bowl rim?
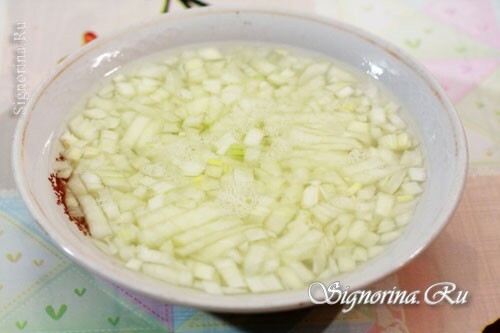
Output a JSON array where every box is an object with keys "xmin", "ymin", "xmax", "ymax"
[{"xmin": 12, "ymin": 6, "xmax": 468, "ymax": 313}]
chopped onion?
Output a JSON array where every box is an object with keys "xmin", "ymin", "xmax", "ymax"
[{"xmin": 54, "ymin": 44, "xmax": 425, "ymax": 295}]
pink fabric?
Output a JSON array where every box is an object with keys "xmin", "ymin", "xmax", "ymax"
[
  {"xmin": 423, "ymin": 58, "xmax": 500, "ymax": 102},
  {"xmin": 425, "ymin": 0, "xmax": 500, "ymax": 49}
]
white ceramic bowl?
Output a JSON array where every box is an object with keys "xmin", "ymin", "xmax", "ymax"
[{"xmin": 13, "ymin": 7, "xmax": 467, "ymax": 313}]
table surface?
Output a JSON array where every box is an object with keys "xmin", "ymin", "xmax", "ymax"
[{"xmin": 1, "ymin": 0, "xmax": 499, "ymax": 332}]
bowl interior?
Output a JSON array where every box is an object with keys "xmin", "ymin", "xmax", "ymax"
[{"xmin": 14, "ymin": 7, "xmax": 467, "ymax": 312}]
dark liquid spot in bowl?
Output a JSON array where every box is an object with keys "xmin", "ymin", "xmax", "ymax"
[{"xmin": 49, "ymin": 155, "xmax": 90, "ymax": 236}]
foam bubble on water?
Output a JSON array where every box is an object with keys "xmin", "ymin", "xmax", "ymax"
[
  {"xmin": 348, "ymin": 149, "xmax": 368, "ymax": 164},
  {"xmin": 216, "ymin": 181, "xmax": 258, "ymax": 218},
  {"xmin": 264, "ymin": 137, "xmax": 291, "ymax": 160}
]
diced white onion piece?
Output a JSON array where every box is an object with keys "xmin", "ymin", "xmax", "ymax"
[
  {"xmin": 80, "ymin": 171, "xmax": 103, "ymax": 191},
  {"xmin": 375, "ymin": 193, "xmax": 395, "ymax": 217},
  {"xmin": 65, "ymin": 147, "xmax": 83, "ymax": 161},
  {"xmin": 60, "ymin": 130, "xmax": 79, "ymax": 148},
  {"xmin": 137, "ymin": 246, "xmax": 173, "ymax": 266},
  {"xmin": 56, "ymin": 167, "xmax": 73, "ymax": 179},
  {"xmin": 66, "ymin": 175, "xmax": 88, "ymax": 196},
  {"xmin": 264, "ymin": 206, "xmax": 297, "ymax": 235},
  {"xmin": 142, "ymin": 263, "xmax": 193, "ymax": 286},
  {"xmin": 244, "ymin": 228, "xmax": 271, "ymax": 242},
  {"xmin": 200, "ymin": 280, "xmax": 223, "ymax": 294},
  {"xmin": 172, "ymin": 204, "xmax": 228, "ymax": 230},
  {"xmin": 281, "ymin": 229, "xmax": 323, "ymax": 259},
  {"xmin": 252, "ymin": 59, "xmax": 276, "ymax": 75},
  {"xmin": 379, "ymin": 230, "xmax": 402, "ymax": 244},
  {"xmin": 377, "ymin": 218, "xmax": 396, "ymax": 234},
  {"xmin": 151, "ymin": 181, "xmax": 175, "ymax": 194},
  {"xmin": 347, "ymin": 121, "xmax": 369, "ymax": 133},
  {"xmin": 77, "ymin": 194, "xmax": 112, "ymax": 239},
  {"xmin": 96, "ymin": 188, "xmax": 120, "ymax": 220},
  {"xmin": 348, "ymin": 220, "xmax": 368, "ymax": 243},
  {"xmin": 175, "ymin": 223, "xmax": 242, "ymax": 257},
  {"xmin": 174, "ymin": 217, "xmax": 239, "ymax": 245},
  {"xmin": 337, "ymin": 256, "xmax": 356, "ymax": 273},
  {"xmin": 227, "ymin": 250, "xmax": 243, "ymax": 265},
  {"xmin": 401, "ymin": 150, "xmax": 423, "ymax": 166},
  {"xmin": 147, "ymin": 194, "xmax": 164, "ymax": 211},
  {"xmin": 137, "ymin": 205, "xmax": 184, "ymax": 228},
  {"xmin": 114, "ymin": 224, "xmax": 138, "ymax": 243},
  {"xmin": 64, "ymin": 190, "xmax": 79, "ymax": 210},
  {"xmin": 125, "ymin": 258, "xmax": 142, "ymax": 271},
  {"xmin": 358, "ymin": 232, "xmax": 379, "ymax": 248},
  {"xmin": 317, "ymin": 257, "xmax": 340, "ymax": 281},
  {"xmin": 193, "ymin": 261, "xmax": 217, "ymax": 280},
  {"xmin": 243, "ymin": 244, "xmax": 268, "ymax": 275},
  {"xmin": 395, "ymin": 212, "xmax": 413, "ymax": 227},
  {"xmin": 301, "ymin": 185, "xmax": 319, "ymax": 208},
  {"xmin": 246, "ymin": 274, "xmax": 283, "ymax": 293},
  {"xmin": 180, "ymin": 161, "xmax": 205, "ymax": 177},
  {"xmin": 370, "ymin": 107, "xmax": 386, "ymax": 126},
  {"xmin": 277, "ymin": 267, "xmax": 304, "ymax": 289},
  {"xmin": 368, "ymin": 245, "xmax": 386, "ymax": 258},
  {"xmin": 198, "ymin": 47, "xmax": 223, "ymax": 60},
  {"xmin": 408, "ymin": 167, "xmax": 426, "ymax": 182},
  {"xmin": 388, "ymin": 114, "xmax": 406, "ymax": 129},
  {"xmin": 286, "ymin": 261, "xmax": 314, "ymax": 283},
  {"xmin": 136, "ymin": 122, "xmax": 163, "ymax": 148},
  {"xmin": 214, "ymin": 259, "xmax": 246, "ymax": 288},
  {"xmin": 352, "ymin": 246, "xmax": 368, "ymax": 262},
  {"xmin": 261, "ymin": 257, "xmax": 280, "ymax": 274},
  {"xmin": 214, "ymin": 133, "xmax": 237, "ymax": 155},
  {"xmin": 244, "ymin": 128, "xmax": 264, "ymax": 147},
  {"xmin": 69, "ymin": 116, "xmax": 98, "ymax": 141},
  {"xmin": 379, "ymin": 170, "xmax": 406, "ymax": 194},
  {"xmin": 203, "ymin": 79, "xmax": 222, "ymax": 93},
  {"xmin": 401, "ymin": 182, "xmax": 424, "ymax": 195},
  {"xmin": 116, "ymin": 82, "xmax": 136, "ymax": 97},
  {"xmin": 193, "ymin": 232, "xmax": 246, "ymax": 262},
  {"xmin": 121, "ymin": 115, "xmax": 150, "ymax": 147}
]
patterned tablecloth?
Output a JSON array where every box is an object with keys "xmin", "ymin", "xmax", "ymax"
[{"xmin": 1, "ymin": 0, "xmax": 499, "ymax": 332}]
